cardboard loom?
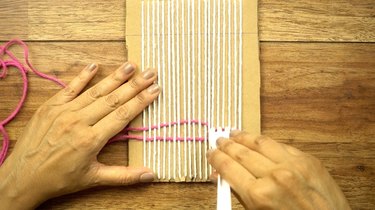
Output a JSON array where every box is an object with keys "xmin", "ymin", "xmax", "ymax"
[{"xmin": 125, "ymin": 0, "xmax": 260, "ymax": 182}]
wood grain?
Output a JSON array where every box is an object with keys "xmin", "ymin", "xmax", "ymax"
[
  {"xmin": 0, "ymin": 0, "xmax": 374, "ymax": 42},
  {"xmin": 259, "ymin": 0, "xmax": 375, "ymax": 42},
  {"xmin": 1, "ymin": 42, "xmax": 374, "ymax": 209}
]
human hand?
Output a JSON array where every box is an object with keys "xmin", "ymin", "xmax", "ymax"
[
  {"xmin": 207, "ymin": 132, "xmax": 351, "ymax": 210},
  {"xmin": 0, "ymin": 62, "xmax": 160, "ymax": 209}
]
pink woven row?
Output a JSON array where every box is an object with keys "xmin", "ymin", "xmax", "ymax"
[
  {"xmin": 109, "ymin": 134, "xmax": 207, "ymax": 144},
  {"xmin": 124, "ymin": 119, "xmax": 208, "ymax": 131}
]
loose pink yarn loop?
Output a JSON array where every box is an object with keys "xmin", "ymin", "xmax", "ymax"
[{"xmin": 0, "ymin": 39, "xmax": 66, "ymax": 165}]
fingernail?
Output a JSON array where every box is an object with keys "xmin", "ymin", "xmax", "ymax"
[
  {"xmin": 143, "ymin": 69, "xmax": 155, "ymax": 79},
  {"xmin": 140, "ymin": 172, "xmax": 155, "ymax": 183},
  {"xmin": 230, "ymin": 129, "xmax": 241, "ymax": 137},
  {"xmin": 148, "ymin": 84, "xmax": 160, "ymax": 94},
  {"xmin": 123, "ymin": 63, "xmax": 135, "ymax": 74},
  {"xmin": 87, "ymin": 63, "xmax": 97, "ymax": 72}
]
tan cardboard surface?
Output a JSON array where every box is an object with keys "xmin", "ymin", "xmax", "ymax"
[{"xmin": 126, "ymin": 0, "xmax": 260, "ymax": 182}]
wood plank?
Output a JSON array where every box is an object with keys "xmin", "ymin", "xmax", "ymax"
[
  {"xmin": 261, "ymin": 42, "xmax": 375, "ymax": 143},
  {"xmin": 1, "ymin": 41, "xmax": 374, "ymax": 209},
  {"xmin": 259, "ymin": 0, "xmax": 375, "ymax": 42},
  {"xmin": 0, "ymin": 0, "xmax": 374, "ymax": 42},
  {"xmin": 0, "ymin": 0, "xmax": 28, "ymax": 40},
  {"xmin": 0, "ymin": 0, "xmax": 125, "ymax": 41}
]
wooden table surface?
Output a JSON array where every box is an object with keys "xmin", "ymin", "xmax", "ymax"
[{"xmin": 0, "ymin": 0, "xmax": 374, "ymax": 209}]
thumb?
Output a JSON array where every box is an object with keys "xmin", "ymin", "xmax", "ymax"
[{"xmin": 94, "ymin": 164, "xmax": 155, "ymax": 186}]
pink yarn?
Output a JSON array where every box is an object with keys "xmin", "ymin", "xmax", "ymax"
[
  {"xmin": 109, "ymin": 120, "xmax": 210, "ymax": 144},
  {"xmin": 0, "ymin": 39, "xmax": 66, "ymax": 165},
  {"xmin": 124, "ymin": 119, "xmax": 208, "ymax": 131}
]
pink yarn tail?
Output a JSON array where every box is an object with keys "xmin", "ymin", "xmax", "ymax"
[{"xmin": 0, "ymin": 39, "xmax": 66, "ymax": 165}]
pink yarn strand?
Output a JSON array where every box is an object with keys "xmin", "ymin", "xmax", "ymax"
[{"xmin": 0, "ymin": 39, "xmax": 66, "ymax": 165}]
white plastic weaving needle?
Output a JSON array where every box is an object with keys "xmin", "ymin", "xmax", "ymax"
[{"xmin": 209, "ymin": 128, "xmax": 232, "ymax": 210}]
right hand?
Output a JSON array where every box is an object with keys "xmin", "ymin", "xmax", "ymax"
[{"xmin": 207, "ymin": 131, "xmax": 351, "ymax": 210}]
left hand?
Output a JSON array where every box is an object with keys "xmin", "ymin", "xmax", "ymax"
[{"xmin": 0, "ymin": 62, "xmax": 160, "ymax": 209}]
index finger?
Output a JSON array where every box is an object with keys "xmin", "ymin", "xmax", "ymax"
[{"xmin": 230, "ymin": 132, "xmax": 292, "ymax": 163}]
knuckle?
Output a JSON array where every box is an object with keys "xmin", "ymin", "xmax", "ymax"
[
  {"xmin": 135, "ymin": 93, "xmax": 146, "ymax": 105},
  {"xmin": 70, "ymin": 130, "xmax": 98, "ymax": 150},
  {"xmin": 78, "ymin": 70, "xmax": 87, "ymax": 81},
  {"xmin": 78, "ymin": 133, "xmax": 97, "ymax": 148},
  {"xmin": 77, "ymin": 72, "xmax": 86, "ymax": 82},
  {"xmin": 104, "ymin": 94, "xmax": 120, "ymax": 108},
  {"xmin": 115, "ymin": 106, "xmax": 132, "ymax": 121},
  {"xmin": 249, "ymin": 187, "xmax": 272, "ymax": 208},
  {"xmin": 88, "ymin": 86, "xmax": 101, "ymax": 99},
  {"xmin": 270, "ymin": 169, "xmax": 295, "ymax": 183},
  {"xmin": 56, "ymin": 113, "xmax": 81, "ymax": 130},
  {"xmin": 216, "ymin": 158, "xmax": 233, "ymax": 175},
  {"xmin": 130, "ymin": 78, "xmax": 139, "ymax": 89},
  {"xmin": 233, "ymin": 147, "xmax": 251, "ymax": 163},
  {"xmin": 219, "ymin": 140, "xmax": 234, "ymax": 153},
  {"xmin": 111, "ymin": 71, "xmax": 125, "ymax": 82},
  {"xmin": 296, "ymin": 155, "xmax": 324, "ymax": 179},
  {"xmin": 254, "ymin": 135, "xmax": 271, "ymax": 147},
  {"xmin": 232, "ymin": 131, "xmax": 251, "ymax": 143},
  {"xmin": 63, "ymin": 86, "xmax": 76, "ymax": 97},
  {"xmin": 119, "ymin": 174, "xmax": 137, "ymax": 185}
]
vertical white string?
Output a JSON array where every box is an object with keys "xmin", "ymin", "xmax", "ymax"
[
  {"xmin": 157, "ymin": 0, "xmax": 161, "ymax": 180},
  {"xmin": 216, "ymin": 0, "xmax": 220, "ymax": 129},
  {"xmin": 234, "ymin": 0, "xmax": 237, "ymax": 129},
  {"xmin": 227, "ymin": 0, "xmax": 232, "ymax": 129},
  {"xmin": 187, "ymin": 0, "xmax": 192, "ymax": 179},
  {"xmin": 239, "ymin": 0, "xmax": 243, "ymax": 130},
  {"xmin": 212, "ymin": 0, "xmax": 216, "ymax": 129},
  {"xmin": 176, "ymin": 0, "xmax": 182, "ymax": 179},
  {"xmin": 152, "ymin": 0, "xmax": 157, "ymax": 174},
  {"xmin": 222, "ymin": 0, "xmax": 226, "ymax": 128},
  {"xmin": 192, "ymin": 0, "xmax": 197, "ymax": 180},
  {"xmin": 182, "ymin": 0, "xmax": 187, "ymax": 179},
  {"xmin": 171, "ymin": 0, "xmax": 177, "ymax": 180},
  {"xmin": 147, "ymin": 0, "xmax": 152, "ymax": 169},
  {"xmin": 197, "ymin": 0, "xmax": 202, "ymax": 180},
  {"xmin": 207, "ymin": 0, "xmax": 213, "ymax": 174},
  {"xmin": 141, "ymin": 0, "xmax": 146, "ymax": 167},
  {"xmin": 162, "ymin": 0, "xmax": 167, "ymax": 180},
  {"xmin": 232, "ymin": 0, "xmax": 238, "ymax": 129},
  {"xmin": 167, "ymin": 0, "xmax": 172, "ymax": 180},
  {"xmin": 203, "ymin": 0, "xmax": 209, "ymax": 180}
]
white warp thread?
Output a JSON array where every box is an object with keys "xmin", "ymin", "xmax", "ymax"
[{"xmin": 140, "ymin": 0, "xmax": 243, "ymax": 181}]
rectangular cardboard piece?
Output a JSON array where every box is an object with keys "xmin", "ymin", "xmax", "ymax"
[{"xmin": 125, "ymin": 0, "xmax": 260, "ymax": 182}]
